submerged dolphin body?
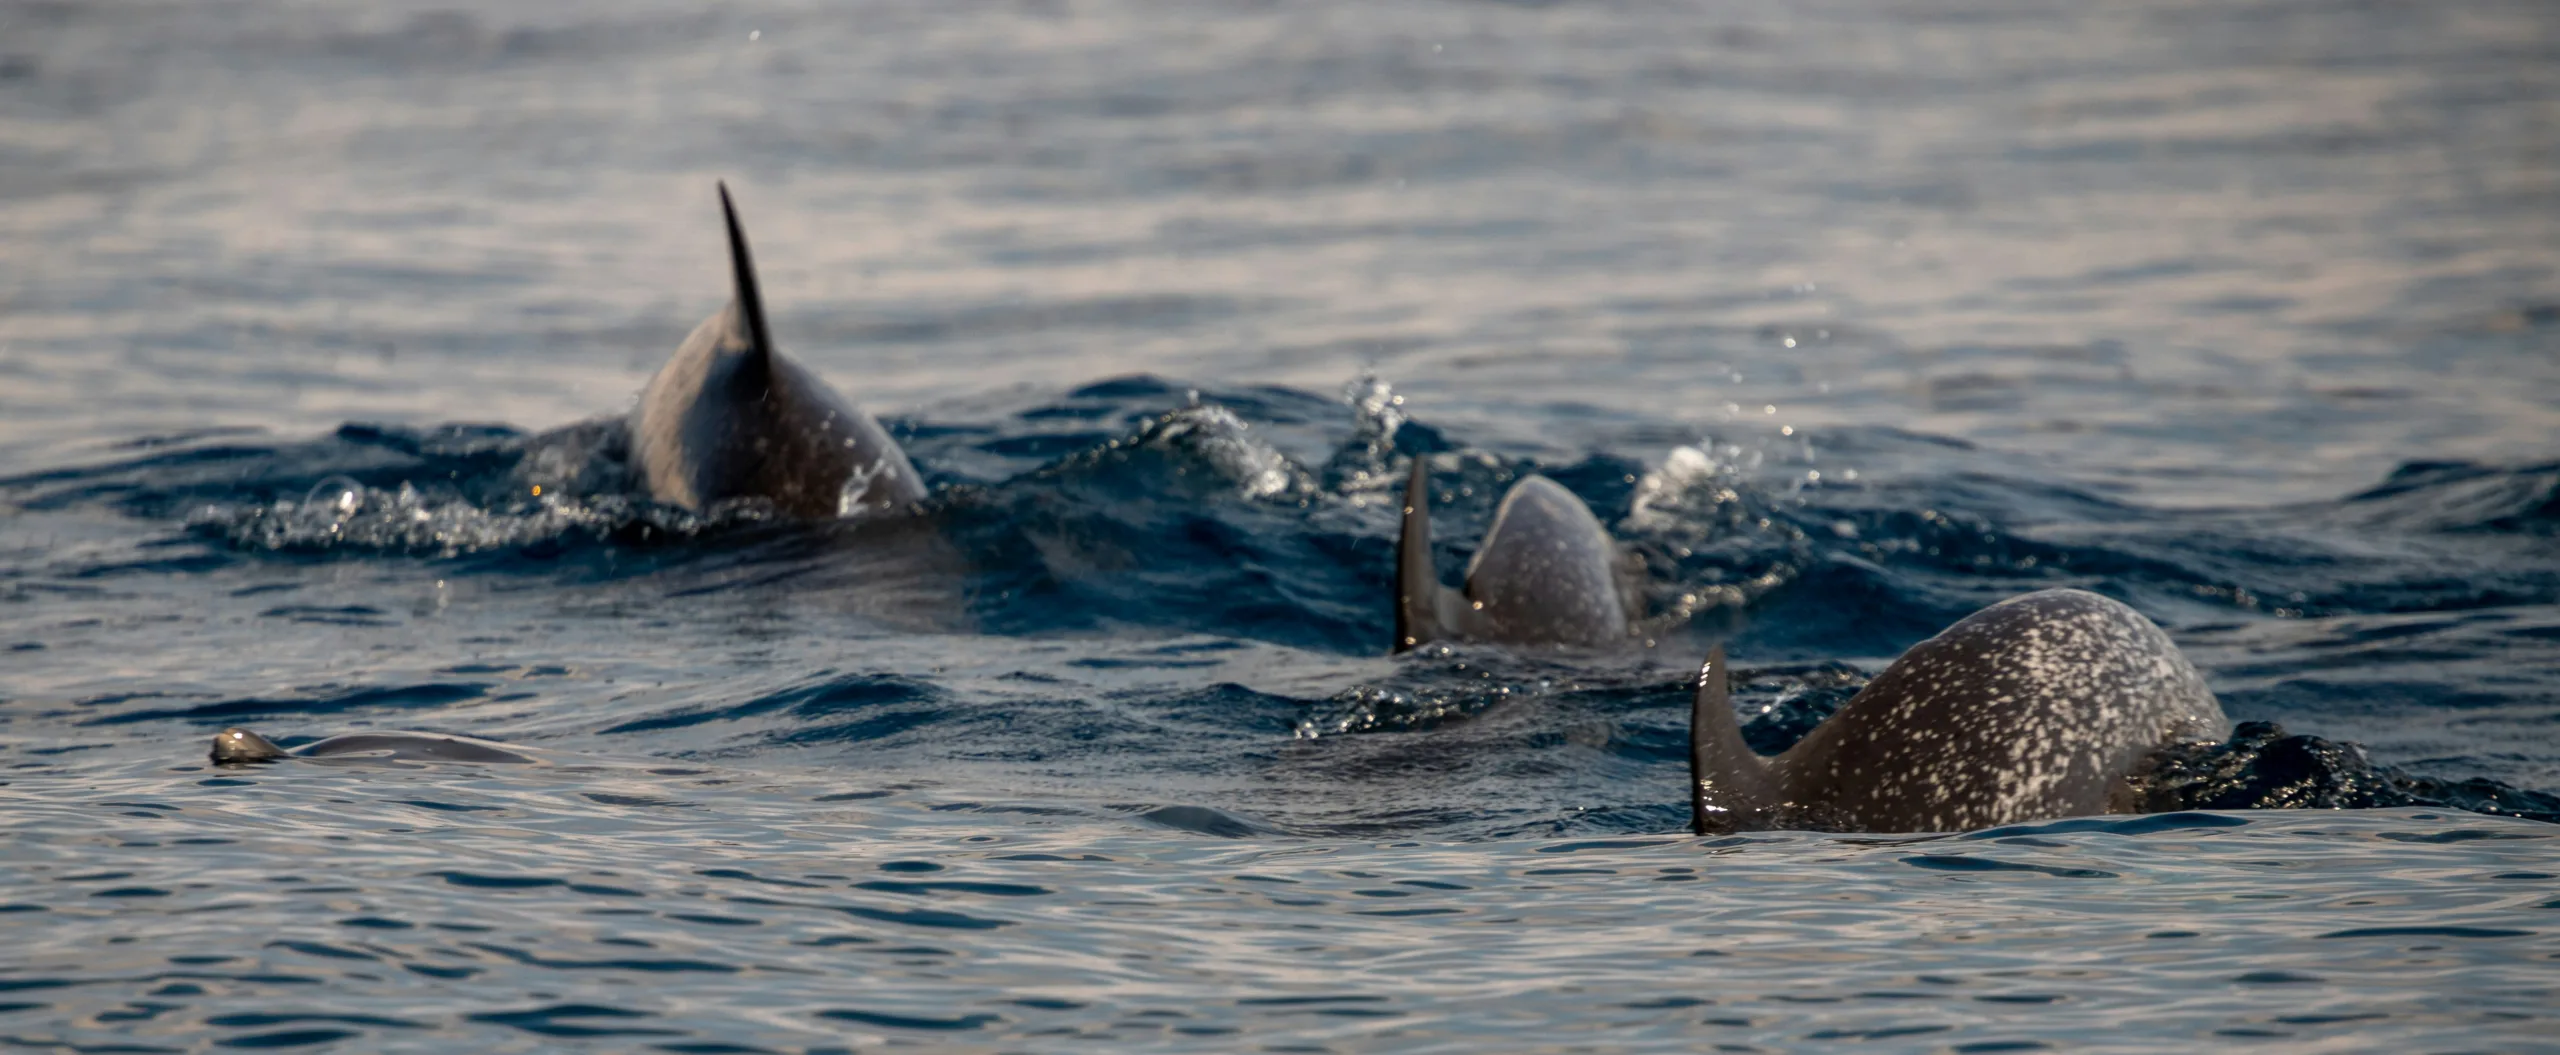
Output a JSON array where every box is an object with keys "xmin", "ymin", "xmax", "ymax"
[
  {"xmin": 628, "ymin": 184, "xmax": 927, "ymax": 518},
  {"xmin": 1688, "ymin": 588, "xmax": 2227, "ymax": 834},
  {"xmin": 210, "ymin": 727, "xmax": 539, "ymax": 765},
  {"xmin": 1395, "ymin": 459, "xmax": 1638, "ymax": 651}
]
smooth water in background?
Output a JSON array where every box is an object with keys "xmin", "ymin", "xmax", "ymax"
[{"xmin": 4, "ymin": 1, "xmax": 2559, "ymax": 1050}]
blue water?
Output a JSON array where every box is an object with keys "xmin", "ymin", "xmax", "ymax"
[{"xmin": 5, "ymin": 0, "xmax": 2559, "ymax": 1050}]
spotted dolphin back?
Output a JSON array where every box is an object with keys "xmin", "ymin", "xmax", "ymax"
[
  {"xmin": 1395, "ymin": 459, "xmax": 1635, "ymax": 651},
  {"xmin": 628, "ymin": 184, "xmax": 926, "ymax": 518},
  {"xmin": 1689, "ymin": 588, "xmax": 2228, "ymax": 833}
]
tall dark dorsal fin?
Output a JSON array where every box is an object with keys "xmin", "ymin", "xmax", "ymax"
[
  {"xmin": 1395, "ymin": 458, "xmax": 1449, "ymax": 652},
  {"xmin": 717, "ymin": 181, "xmax": 775, "ymax": 380},
  {"xmin": 1689, "ymin": 644, "xmax": 1775, "ymax": 834}
]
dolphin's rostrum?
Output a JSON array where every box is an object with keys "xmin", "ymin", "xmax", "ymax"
[
  {"xmin": 628, "ymin": 184, "xmax": 927, "ymax": 518},
  {"xmin": 1689, "ymin": 588, "xmax": 2227, "ymax": 833}
]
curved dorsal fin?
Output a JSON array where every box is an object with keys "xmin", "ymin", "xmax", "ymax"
[
  {"xmin": 1394, "ymin": 458, "xmax": 1463, "ymax": 652},
  {"xmin": 717, "ymin": 181, "xmax": 775, "ymax": 380},
  {"xmin": 1690, "ymin": 644, "xmax": 1776, "ymax": 833}
]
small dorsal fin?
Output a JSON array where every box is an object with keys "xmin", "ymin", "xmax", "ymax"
[
  {"xmin": 717, "ymin": 182, "xmax": 775, "ymax": 377},
  {"xmin": 1690, "ymin": 644, "xmax": 1775, "ymax": 834},
  {"xmin": 1395, "ymin": 458, "xmax": 1441, "ymax": 652},
  {"xmin": 1393, "ymin": 458, "xmax": 1485, "ymax": 652}
]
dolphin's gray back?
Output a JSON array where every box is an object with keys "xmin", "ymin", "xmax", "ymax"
[
  {"xmin": 1769, "ymin": 588, "xmax": 2225, "ymax": 832},
  {"xmin": 296, "ymin": 732, "xmax": 539, "ymax": 764},
  {"xmin": 1395, "ymin": 462, "xmax": 1633, "ymax": 650},
  {"xmin": 1458, "ymin": 476, "xmax": 1632, "ymax": 647},
  {"xmin": 629, "ymin": 305, "xmax": 922, "ymax": 517}
]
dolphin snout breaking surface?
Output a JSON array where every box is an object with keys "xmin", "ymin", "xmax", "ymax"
[{"xmin": 210, "ymin": 727, "xmax": 541, "ymax": 765}]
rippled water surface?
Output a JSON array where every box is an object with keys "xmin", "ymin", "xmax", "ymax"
[{"xmin": 4, "ymin": 0, "xmax": 2558, "ymax": 1049}]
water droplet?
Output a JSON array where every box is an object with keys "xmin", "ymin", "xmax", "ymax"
[{"xmin": 304, "ymin": 476, "xmax": 366, "ymax": 515}]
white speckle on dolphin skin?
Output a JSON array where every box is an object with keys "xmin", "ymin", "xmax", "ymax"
[
  {"xmin": 1751, "ymin": 588, "xmax": 2226, "ymax": 832},
  {"xmin": 1434, "ymin": 473, "xmax": 1633, "ymax": 647}
]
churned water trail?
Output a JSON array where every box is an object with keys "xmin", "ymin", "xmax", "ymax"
[{"xmin": 4, "ymin": 0, "xmax": 2559, "ymax": 1049}]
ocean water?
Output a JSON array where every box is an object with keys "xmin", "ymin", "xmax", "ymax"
[{"xmin": 4, "ymin": 0, "xmax": 2559, "ymax": 1050}]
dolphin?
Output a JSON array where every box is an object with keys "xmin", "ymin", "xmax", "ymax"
[
  {"xmin": 210, "ymin": 727, "xmax": 539, "ymax": 765},
  {"xmin": 1395, "ymin": 458, "xmax": 1639, "ymax": 651},
  {"xmin": 1688, "ymin": 588, "xmax": 2227, "ymax": 834},
  {"xmin": 627, "ymin": 184, "xmax": 927, "ymax": 518}
]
